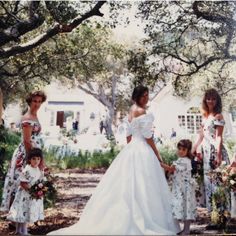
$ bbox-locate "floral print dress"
[171,158,197,220]
[0,120,43,212]
[7,164,44,223]
[201,115,230,211]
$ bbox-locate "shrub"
[0,127,21,203]
[0,127,21,177]
[225,138,236,160]
[44,147,119,170]
[159,145,178,165]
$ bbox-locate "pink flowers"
[37,191,44,197]
[29,179,48,200]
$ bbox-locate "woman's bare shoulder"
[21,113,36,122]
[128,106,146,122]
[129,105,146,119]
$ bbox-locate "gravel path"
[0,168,235,235]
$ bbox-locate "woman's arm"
[160,163,176,172]
[20,182,29,190]
[146,138,163,163]
[192,126,204,154]
[126,135,132,144]
[22,124,33,154]
[215,114,224,167]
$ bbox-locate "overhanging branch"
[0,1,106,59]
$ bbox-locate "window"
[178,107,202,134]
[178,115,186,128]
[187,115,195,134]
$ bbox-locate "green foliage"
[211,186,230,228]
[127,49,164,88]
[225,139,236,160]
[44,148,119,170]
[45,1,78,24]
[159,145,178,165]
[0,127,21,204]
[135,1,236,101]
[44,174,57,209]
[0,127,21,177]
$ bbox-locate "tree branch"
[0,1,106,59]
[0,1,43,46]
[77,83,111,108]
[192,1,236,26]
[0,63,32,77]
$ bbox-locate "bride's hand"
[160,163,174,173]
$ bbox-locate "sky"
[100,2,146,45]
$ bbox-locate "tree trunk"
[105,105,115,139]
[0,88,2,125]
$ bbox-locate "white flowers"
[230,180,236,185]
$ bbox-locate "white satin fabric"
[48,113,180,235]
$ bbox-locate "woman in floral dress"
[192,88,230,211]
[0,91,47,212]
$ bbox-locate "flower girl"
[7,148,45,235]
[170,139,197,235]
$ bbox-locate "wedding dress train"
[48,113,180,235]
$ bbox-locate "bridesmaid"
[192,88,230,211]
[0,91,47,212]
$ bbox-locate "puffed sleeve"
[118,118,132,137]
[19,165,31,182]
[21,120,34,128]
[139,113,154,139]
[213,119,225,126]
[123,118,132,137]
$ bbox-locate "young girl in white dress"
[7,148,44,235]
[169,139,197,235]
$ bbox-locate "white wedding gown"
[48,113,180,235]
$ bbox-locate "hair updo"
[131,85,149,106]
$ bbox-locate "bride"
[49,85,180,235]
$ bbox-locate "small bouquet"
[227,172,236,192]
[29,179,48,200]
[207,164,231,227]
[191,153,204,181]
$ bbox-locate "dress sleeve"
[21,120,34,128]
[213,119,225,126]
[173,160,192,172]
[139,113,154,139]
[123,119,132,137]
[19,165,31,182]
[118,118,132,137]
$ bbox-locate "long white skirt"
[48,139,180,235]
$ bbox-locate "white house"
[3,81,107,135]
[149,84,236,140]
[39,82,106,131]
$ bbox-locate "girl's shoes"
[9,222,16,230]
